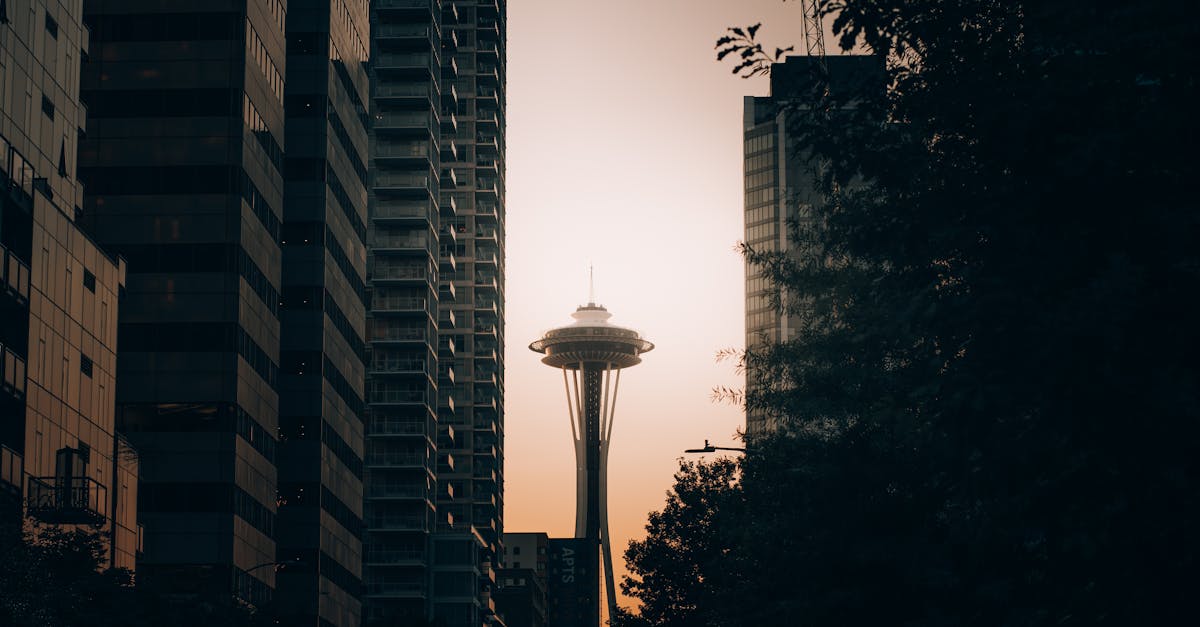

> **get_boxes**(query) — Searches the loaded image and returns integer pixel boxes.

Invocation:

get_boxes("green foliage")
[625,0,1199,625]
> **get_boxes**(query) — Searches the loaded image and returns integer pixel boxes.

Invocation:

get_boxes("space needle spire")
[529,284,653,626]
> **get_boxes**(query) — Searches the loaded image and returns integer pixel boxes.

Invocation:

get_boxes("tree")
[622,1,1199,625]
[621,458,741,627]
[0,523,264,626]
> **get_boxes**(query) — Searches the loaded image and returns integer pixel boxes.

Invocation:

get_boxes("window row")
[245,20,283,102]
[117,402,277,463]
[745,132,776,155]
[138,482,275,539]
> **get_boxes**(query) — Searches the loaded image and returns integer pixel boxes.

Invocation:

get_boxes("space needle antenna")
[588,264,595,305]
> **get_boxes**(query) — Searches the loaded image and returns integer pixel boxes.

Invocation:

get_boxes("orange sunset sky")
[502,0,813,609]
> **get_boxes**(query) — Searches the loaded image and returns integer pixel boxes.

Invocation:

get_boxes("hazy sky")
[504,0,809,608]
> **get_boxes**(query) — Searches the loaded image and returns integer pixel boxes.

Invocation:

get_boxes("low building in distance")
[495,531,548,627]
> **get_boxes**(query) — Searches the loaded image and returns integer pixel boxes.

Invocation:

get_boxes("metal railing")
[26,476,107,525]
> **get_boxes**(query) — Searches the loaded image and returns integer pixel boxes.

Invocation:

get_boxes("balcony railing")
[374,111,435,134]
[26,476,107,526]
[375,53,434,72]
[375,83,435,100]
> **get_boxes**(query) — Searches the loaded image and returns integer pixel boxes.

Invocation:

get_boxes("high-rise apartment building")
[0,0,139,566]
[742,55,880,438]
[433,1,506,625]
[78,2,366,620]
[363,1,446,622]
[366,1,505,625]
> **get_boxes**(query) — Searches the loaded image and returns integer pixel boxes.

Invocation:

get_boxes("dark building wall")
[275,1,369,625]
[79,0,286,607]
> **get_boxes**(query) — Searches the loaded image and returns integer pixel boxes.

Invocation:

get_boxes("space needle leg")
[599,364,619,623]
[571,367,587,539]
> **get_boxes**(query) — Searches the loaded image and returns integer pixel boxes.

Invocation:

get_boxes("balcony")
[367,483,431,501]
[366,452,430,469]
[373,170,435,195]
[364,581,427,599]
[373,111,436,136]
[476,63,499,84]
[366,514,431,534]
[376,140,434,163]
[476,43,499,59]
[373,23,435,47]
[372,200,433,222]
[365,547,427,565]
[375,53,436,76]
[439,281,457,302]
[474,203,498,219]
[371,235,429,252]
[439,193,458,216]
[439,364,456,385]
[475,252,498,269]
[372,295,429,314]
[26,476,107,526]
[375,82,436,104]
[475,157,498,175]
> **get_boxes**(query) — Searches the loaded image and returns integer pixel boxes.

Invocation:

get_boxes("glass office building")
[78,3,368,621]
[274,1,370,625]
[741,55,881,438]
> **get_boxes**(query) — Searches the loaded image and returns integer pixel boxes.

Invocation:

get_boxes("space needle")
[529,274,654,626]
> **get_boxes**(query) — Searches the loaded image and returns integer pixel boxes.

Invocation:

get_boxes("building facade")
[495,532,548,627]
[274,1,370,625]
[364,0,447,622]
[366,1,506,625]
[79,0,285,609]
[0,0,138,566]
[742,55,879,438]
[433,1,506,625]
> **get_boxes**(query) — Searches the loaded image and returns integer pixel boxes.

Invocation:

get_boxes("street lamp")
[245,557,306,574]
[684,439,746,453]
